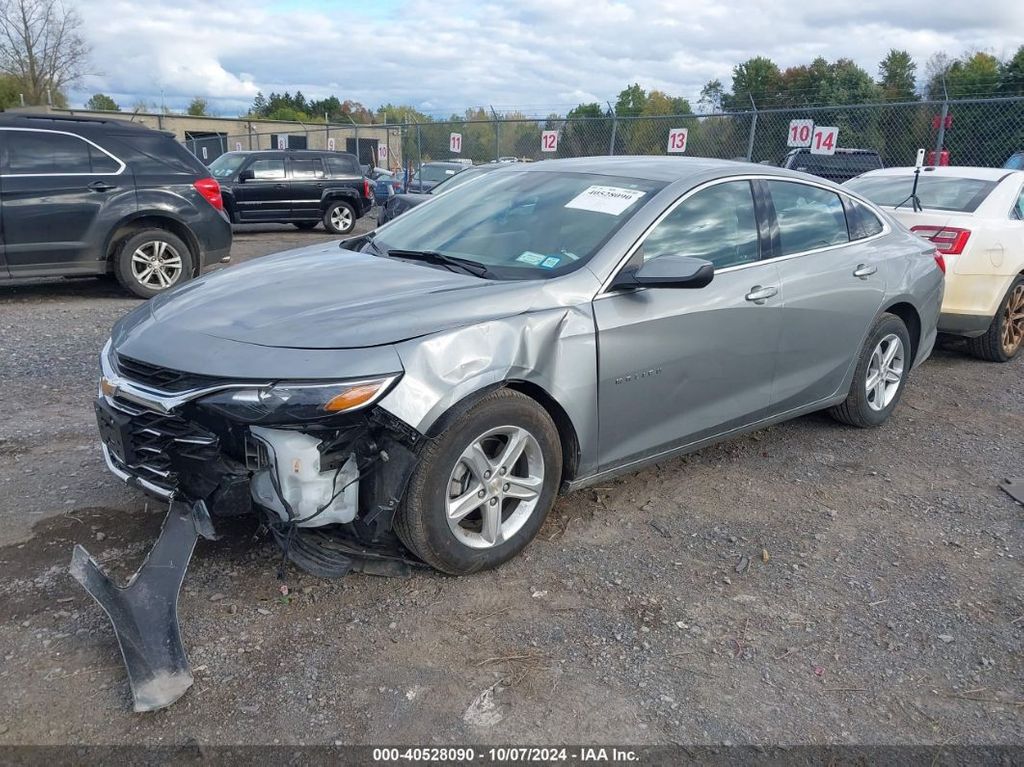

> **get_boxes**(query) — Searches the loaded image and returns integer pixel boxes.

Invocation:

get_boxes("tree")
[726,56,782,108]
[698,79,724,113]
[943,52,1000,98]
[85,92,119,111]
[0,0,88,105]
[186,96,208,116]
[614,83,646,117]
[878,49,917,101]
[923,52,952,99]
[999,45,1024,96]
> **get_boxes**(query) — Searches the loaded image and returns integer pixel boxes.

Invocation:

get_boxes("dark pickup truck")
[780,147,884,184]
[209,149,373,234]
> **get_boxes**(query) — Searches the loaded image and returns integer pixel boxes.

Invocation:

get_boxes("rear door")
[287,155,327,221]
[0,127,125,276]
[765,179,887,412]
[232,156,289,221]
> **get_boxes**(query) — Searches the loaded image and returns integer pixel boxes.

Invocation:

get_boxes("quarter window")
[4,130,120,174]
[1013,187,1024,221]
[641,180,760,269]
[326,155,359,176]
[767,180,849,255]
[290,158,325,179]
[844,197,884,240]
[247,158,285,180]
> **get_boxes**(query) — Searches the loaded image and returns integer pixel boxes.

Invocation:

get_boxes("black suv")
[780,147,884,184]
[209,150,374,234]
[0,113,232,298]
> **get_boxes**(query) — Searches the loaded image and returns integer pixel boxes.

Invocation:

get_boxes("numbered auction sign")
[235,141,242,151]
[277,136,287,150]
[667,128,688,153]
[378,145,389,162]
[541,130,558,153]
[810,126,838,155]
[787,119,813,148]
[327,137,336,151]
[449,132,462,153]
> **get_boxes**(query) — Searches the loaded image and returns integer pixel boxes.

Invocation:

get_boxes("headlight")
[197,376,398,424]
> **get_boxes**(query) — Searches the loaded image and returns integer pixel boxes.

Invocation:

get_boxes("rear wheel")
[322,201,356,235]
[966,276,1024,362]
[395,389,562,575]
[114,229,193,299]
[294,221,319,231]
[829,313,911,428]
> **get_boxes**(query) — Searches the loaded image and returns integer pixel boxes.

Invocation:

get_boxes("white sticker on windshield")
[564,185,646,216]
[516,251,546,265]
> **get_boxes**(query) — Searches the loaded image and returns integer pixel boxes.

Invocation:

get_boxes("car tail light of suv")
[910,225,971,255]
[193,177,224,212]
[363,179,373,199]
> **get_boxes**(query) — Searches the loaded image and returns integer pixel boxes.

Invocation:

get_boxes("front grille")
[114,354,227,393]
[107,397,219,493]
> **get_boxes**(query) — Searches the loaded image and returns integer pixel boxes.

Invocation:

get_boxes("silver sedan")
[97,156,943,576]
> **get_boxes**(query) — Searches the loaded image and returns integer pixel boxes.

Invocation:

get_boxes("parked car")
[0,113,231,298]
[1004,151,1024,171]
[406,161,467,193]
[846,166,1024,361]
[781,148,883,183]
[378,163,501,225]
[369,168,402,203]
[843,167,1019,358]
[95,156,941,586]
[209,149,373,234]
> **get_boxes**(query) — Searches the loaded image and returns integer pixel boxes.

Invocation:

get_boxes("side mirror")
[612,255,715,290]
[238,168,255,182]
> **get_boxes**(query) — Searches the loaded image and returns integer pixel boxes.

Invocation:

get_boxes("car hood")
[114,242,548,352]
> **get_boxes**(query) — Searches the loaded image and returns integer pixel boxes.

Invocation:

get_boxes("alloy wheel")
[1001,283,1024,356]
[865,333,904,412]
[130,240,183,290]
[445,425,544,549]
[330,206,353,231]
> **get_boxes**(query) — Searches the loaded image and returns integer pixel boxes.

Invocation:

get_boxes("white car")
[847,167,1024,361]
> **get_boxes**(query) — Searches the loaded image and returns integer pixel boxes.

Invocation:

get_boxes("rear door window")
[289,157,326,179]
[3,129,121,174]
[767,180,850,255]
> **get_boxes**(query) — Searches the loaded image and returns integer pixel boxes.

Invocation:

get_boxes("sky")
[71,0,1024,117]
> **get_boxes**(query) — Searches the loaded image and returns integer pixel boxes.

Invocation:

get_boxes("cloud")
[72,0,1024,115]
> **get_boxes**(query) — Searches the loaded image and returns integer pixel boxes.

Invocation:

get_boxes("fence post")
[745,96,758,162]
[325,112,330,151]
[608,102,617,156]
[416,122,422,180]
[934,98,949,162]
[490,106,500,161]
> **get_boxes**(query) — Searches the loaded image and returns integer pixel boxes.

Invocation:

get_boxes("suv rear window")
[4,129,120,174]
[326,155,359,176]
[845,175,997,213]
[109,132,208,175]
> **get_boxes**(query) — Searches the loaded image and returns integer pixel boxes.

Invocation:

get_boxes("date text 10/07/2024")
[372,747,640,763]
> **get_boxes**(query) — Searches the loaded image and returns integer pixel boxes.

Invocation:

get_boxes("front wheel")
[394,389,562,575]
[322,201,356,234]
[966,276,1024,362]
[829,312,911,428]
[114,229,194,299]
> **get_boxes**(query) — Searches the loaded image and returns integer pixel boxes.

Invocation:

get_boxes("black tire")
[829,312,912,428]
[294,221,319,231]
[322,201,357,235]
[394,389,562,575]
[113,229,194,299]
[966,276,1024,363]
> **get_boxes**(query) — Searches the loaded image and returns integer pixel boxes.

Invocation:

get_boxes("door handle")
[88,181,116,192]
[853,264,877,279]
[274,183,287,189]
[745,285,778,304]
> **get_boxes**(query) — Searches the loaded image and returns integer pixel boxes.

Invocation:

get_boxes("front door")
[0,128,125,276]
[763,180,887,411]
[233,157,290,222]
[287,155,326,221]
[594,179,783,470]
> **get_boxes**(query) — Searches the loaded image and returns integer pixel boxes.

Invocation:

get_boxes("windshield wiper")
[387,249,491,278]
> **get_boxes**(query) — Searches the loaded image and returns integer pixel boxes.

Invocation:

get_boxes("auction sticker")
[564,185,646,215]
[516,251,546,265]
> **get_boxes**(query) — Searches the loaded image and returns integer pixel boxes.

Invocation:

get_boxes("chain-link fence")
[183,96,1024,175]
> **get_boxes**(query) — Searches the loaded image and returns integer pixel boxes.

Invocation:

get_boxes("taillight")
[910,225,971,255]
[363,179,372,198]
[933,250,946,274]
[193,177,224,212]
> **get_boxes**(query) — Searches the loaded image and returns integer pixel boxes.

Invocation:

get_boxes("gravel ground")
[0,220,1021,746]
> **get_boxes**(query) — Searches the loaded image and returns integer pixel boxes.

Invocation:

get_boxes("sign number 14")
[809,126,839,155]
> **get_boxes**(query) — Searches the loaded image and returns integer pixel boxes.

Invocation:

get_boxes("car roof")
[857,166,1023,182]
[0,112,157,132]
[510,155,800,183]
[787,147,880,155]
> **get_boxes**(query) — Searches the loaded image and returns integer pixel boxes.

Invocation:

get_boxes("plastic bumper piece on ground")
[69,499,217,712]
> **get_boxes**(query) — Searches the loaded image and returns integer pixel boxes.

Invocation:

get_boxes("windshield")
[416,165,461,184]
[845,174,997,213]
[370,170,664,279]
[430,165,498,195]
[208,153,248,179]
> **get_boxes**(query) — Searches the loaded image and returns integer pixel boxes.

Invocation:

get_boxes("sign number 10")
[787,119,813,147]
